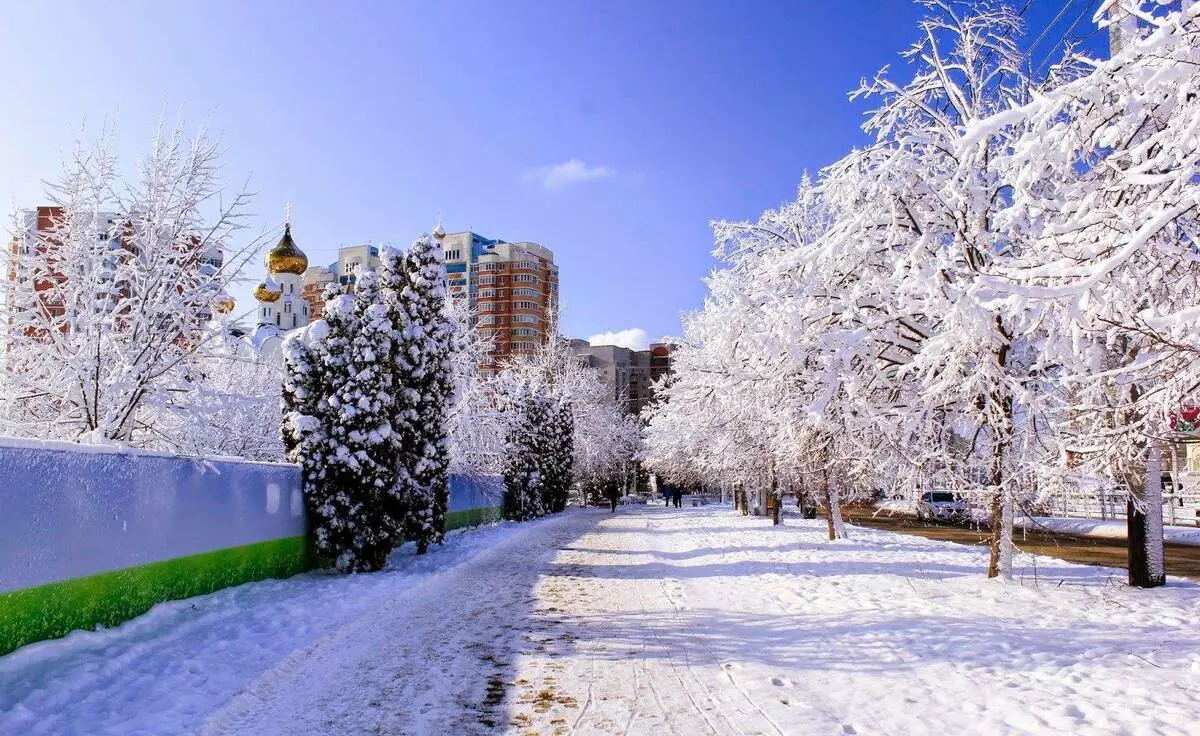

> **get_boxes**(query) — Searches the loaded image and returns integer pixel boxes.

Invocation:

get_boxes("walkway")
[6,507,1200,735]
[207,506,1200,735]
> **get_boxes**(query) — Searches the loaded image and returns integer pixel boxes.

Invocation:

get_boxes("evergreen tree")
[378,247,416,546]
[540,398,575,513]
[384,235,457,553]
[503,385,549,521]
[282,283,394,572]
[344,266,401,558]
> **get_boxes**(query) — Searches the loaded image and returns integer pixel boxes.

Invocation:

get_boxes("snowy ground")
[0,519,555,736]
[5,506,1200,735]
[1014,516,1200,547]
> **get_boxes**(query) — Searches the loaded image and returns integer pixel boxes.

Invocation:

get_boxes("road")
[840,507,1200,581]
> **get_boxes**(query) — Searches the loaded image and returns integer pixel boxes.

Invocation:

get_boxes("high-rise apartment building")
[437,228,558,372]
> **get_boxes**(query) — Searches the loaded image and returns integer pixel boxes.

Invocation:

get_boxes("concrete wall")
[0,438,306,655]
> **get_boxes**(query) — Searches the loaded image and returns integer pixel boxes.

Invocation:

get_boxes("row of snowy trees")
[0,121,642,573]
[281,235,456,571]
[645,0,1200,586]
[458,315,643,521]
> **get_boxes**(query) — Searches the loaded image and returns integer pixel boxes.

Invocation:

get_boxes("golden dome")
[254,280,281,302]
[265,223,308,275]
[213,295,236,314]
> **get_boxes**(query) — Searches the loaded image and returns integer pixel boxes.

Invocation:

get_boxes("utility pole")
[1103,2,1166,587]
[1101,0,1138,56]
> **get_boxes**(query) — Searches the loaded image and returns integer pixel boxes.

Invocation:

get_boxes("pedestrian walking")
[672,488,683,508]
[607,484,620,512]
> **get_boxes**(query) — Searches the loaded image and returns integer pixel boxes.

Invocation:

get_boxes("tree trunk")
[1128,441,1166,587]
[770,462,781,526]
[822,468,847,540]
[986,326,1014,580]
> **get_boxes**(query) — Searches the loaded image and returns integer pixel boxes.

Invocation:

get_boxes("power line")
[1033,0,1104,76]
[1026,0,1080,62]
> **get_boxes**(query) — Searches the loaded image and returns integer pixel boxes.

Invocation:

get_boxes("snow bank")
[1016,516,1200,547]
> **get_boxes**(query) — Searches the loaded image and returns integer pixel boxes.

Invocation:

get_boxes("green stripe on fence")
[445,506,501,531]
[0,535,308,657]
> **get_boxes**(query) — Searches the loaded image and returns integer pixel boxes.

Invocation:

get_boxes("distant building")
[437,227,559,373]
[298,242,382,320]
[7,205,228,325]
[567,339,673,415]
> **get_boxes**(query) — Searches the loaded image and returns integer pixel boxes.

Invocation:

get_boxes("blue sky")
[0,1,1106,345]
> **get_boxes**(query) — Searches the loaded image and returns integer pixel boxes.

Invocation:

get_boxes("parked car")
[916,491,968,522]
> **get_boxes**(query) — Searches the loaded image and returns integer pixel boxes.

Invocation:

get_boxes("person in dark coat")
[672,488,683,508]
[606,484,620,512]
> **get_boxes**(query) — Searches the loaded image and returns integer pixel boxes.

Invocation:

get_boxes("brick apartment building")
[437,228,558,373]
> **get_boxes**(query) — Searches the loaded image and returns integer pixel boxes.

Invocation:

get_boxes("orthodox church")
[250,216,311,359]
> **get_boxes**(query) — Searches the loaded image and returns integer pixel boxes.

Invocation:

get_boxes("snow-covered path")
[6,506,1200,735]
[214,506,1199,735]
[202,510,596,735]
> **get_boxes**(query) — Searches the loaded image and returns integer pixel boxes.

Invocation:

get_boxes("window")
[511,328,538,337]
[479,302,496,311]
[514,274,538,283]
[479,289,496,298]
[477,315,495,325]
[478,262,500,271]
[513,314,538,324]
[284,302,291,314]
[478,275,497,285]
[514,300,538,310]
[275,313,280,326]
[513,287,539,297]
[512,341,538,351]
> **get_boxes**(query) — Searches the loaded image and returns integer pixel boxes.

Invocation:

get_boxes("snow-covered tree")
[283,284,396,572]
[502,383,549,521]
[0,123,260,445]
[380,235,458,553]
[965,0,1200,586]
[162,329,284,460]
[540,397,575,513]
[444,293,505,478]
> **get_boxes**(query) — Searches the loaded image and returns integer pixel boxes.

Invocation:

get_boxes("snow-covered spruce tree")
[284,283,396,572]
[540,397,575,514]
[378,246,416,545]
[0,123,260,445]
[379,236,457,554]
[403,235,457,551]
[502,384,549,521]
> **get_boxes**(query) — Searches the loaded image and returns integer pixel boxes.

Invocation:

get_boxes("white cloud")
[522,158,616,191]
[588,328,650,351]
